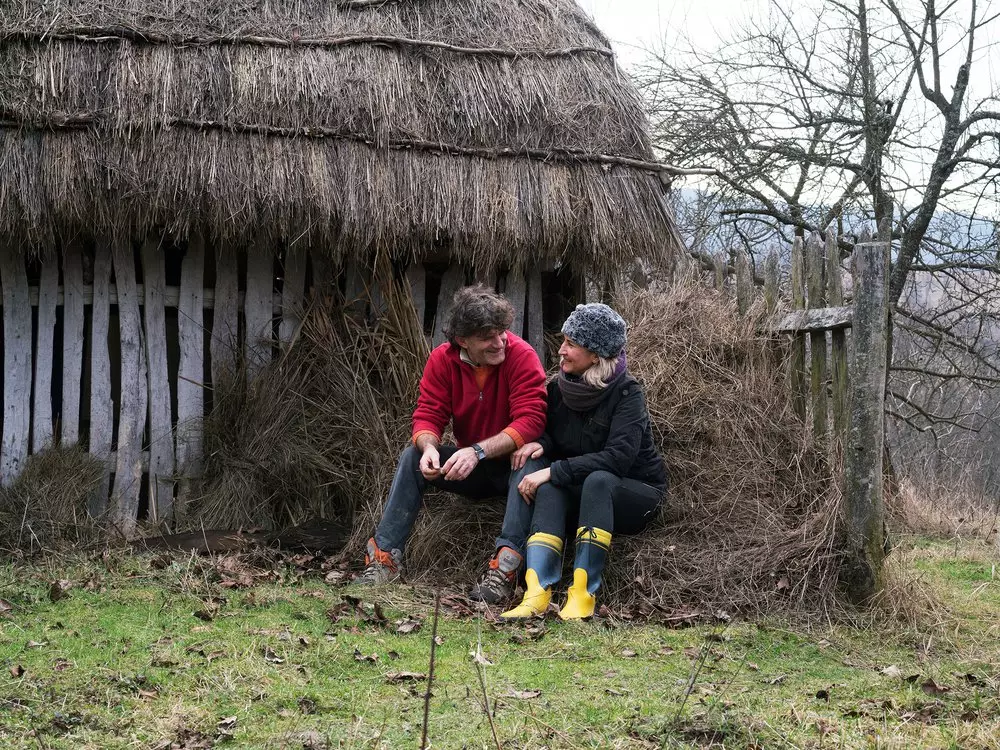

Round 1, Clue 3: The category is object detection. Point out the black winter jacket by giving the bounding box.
[537,375,668,493]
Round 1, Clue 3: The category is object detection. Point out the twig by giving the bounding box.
[473,624,502,750]
[673,626,726,724]
[0,28,614,59]
[421,591,441,750]
[0,112,712,177]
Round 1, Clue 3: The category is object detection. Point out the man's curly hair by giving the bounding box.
[443,284,515,344]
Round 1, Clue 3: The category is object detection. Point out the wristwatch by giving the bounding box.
[472,443,487,461]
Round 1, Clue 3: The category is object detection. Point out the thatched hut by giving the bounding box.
[0,0,681,535]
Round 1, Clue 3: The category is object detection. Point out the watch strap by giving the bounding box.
[472,443,486,461]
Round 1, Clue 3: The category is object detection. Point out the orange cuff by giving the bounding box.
[503,427,525,449]
[412,430,440,446]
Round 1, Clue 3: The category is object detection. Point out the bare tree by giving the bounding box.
[638,0,1000,486]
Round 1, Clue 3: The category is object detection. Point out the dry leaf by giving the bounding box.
[881,665,903,679]
[470,644,493,666]
[25,640,47,649]
[9,664,24,678]
[217,716,237,731]
[0,599,13,613]
[263,647,284,664]
[385,671,427,683]
[395,618,422,635]
[353,649,378,663]
[49,580,72,602]
[620,648,638,657]
[434,635,445,646]
[192,610,213,622]
[920,678,949,696]
[138,689,159,700]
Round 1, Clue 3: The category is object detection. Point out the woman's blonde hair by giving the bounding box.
[581,354,619,389]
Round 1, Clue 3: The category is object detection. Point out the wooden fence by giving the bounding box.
[718,230,891,602]
[0,235,553,537]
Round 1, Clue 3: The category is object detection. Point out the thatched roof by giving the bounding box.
[0,0,681,271]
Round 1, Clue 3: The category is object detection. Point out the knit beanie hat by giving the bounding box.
[561,303,627,359]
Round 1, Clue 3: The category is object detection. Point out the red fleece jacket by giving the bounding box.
[411,332,547,449]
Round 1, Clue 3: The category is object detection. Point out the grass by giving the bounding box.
[1,535,998,749]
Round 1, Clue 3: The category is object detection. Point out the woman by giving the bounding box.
[502,303,668,620]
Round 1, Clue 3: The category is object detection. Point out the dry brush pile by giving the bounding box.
[190,282,842,615]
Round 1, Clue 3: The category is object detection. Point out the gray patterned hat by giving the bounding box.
[561,303,627,358]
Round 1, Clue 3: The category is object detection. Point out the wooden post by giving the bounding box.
[789,237,807,422]
[827,229,848,442]
[245,244,274,375]
[504,268,527,338]
[841,240,890,604]
[89,239,114,512]
[735,250,753,316]
[433,265,465,347]
[713,254,727,291]
[176,233,205,504]
[806,233,828,440]
[763,252,779,315]
[142,237,176,523]
[0,250,32,485]
[526,266,545,365]
[405,262,427,336]
[111,238,147,537]
[32,255,59,452]
[210,241,239,385]
[279,248,308,348]
[61,242,86,446]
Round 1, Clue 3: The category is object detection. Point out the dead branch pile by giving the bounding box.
[190,281,425,532]
[605,286,841,615]
[0,447,106,553]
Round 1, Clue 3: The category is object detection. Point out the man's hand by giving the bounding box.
[517,467,551,504]
[441,446,480,482]
[511,441,544,470]
[418,444,442,480]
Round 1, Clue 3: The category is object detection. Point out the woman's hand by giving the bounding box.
[511,442,544,470]
[517,467,551,504]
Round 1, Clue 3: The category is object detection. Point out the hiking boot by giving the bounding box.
[357,537,404,584]
[469,546,523,604]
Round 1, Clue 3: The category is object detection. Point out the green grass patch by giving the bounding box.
[1,539,999,749]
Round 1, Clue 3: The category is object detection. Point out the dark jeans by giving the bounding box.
[530,469,663,538]
[373,445,544,557]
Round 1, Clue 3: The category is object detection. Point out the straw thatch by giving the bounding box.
[0,0,681,272]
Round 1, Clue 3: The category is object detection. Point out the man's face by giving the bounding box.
[456,329,508,366]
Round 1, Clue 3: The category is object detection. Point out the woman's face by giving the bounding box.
[558,336,599,376]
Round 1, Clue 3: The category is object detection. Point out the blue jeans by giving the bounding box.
[373,445,544,557]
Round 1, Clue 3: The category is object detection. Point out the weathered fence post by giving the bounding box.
[841,240,890,603]
[826,229,848,442]
[789,237,807,422]
[806,233,828,439]
[735,249,754,316]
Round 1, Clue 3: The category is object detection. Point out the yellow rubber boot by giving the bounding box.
[559,527,611,620]
[501,532,563,619]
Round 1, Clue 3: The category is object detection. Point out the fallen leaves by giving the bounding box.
[385,671,427,683]
[501,689,541,700]
[9,664,25,678]
[49,580,72,602]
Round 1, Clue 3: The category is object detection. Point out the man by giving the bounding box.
[358,284,548,604]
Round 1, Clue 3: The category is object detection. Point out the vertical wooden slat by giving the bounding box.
[176,233,205,498]
[841,240,890,603]
[713,254,727,291]
[763,252,779,316]
[735,250,753,316]
[89,239,114,511]
[505,268,527,338]
[32,255,59,452]
[111,239,146,537]
[526,266,545,365]
[827,230,849,442]
[433,265,465,347]
[244,245,274,375]
[806,232,829,440]
[211,241,239,385]
[789,237,807,422]
[0,251,32,485]
[142,237,176,522]
[61,242,85,446]
[309,248,336,299]
[405,262,427,335]
[279,248,307,348]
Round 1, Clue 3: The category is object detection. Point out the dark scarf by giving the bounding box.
[557,351,628,412]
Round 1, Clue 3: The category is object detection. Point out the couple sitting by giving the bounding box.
[359,285,667,619]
